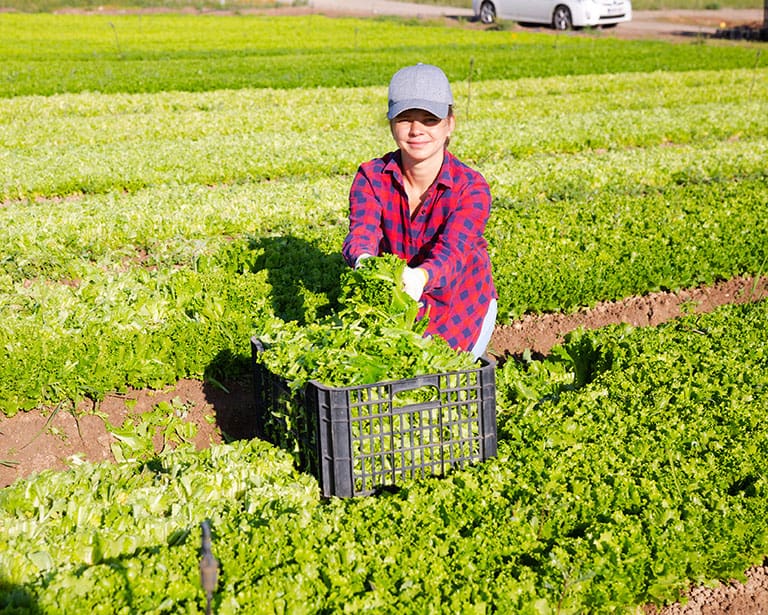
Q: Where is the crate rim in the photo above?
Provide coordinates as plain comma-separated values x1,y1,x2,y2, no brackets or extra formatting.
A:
250,335,496,394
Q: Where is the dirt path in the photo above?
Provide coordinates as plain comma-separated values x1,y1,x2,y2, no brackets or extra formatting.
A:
490,275,768,358
61,1,766,42
277,1,765,41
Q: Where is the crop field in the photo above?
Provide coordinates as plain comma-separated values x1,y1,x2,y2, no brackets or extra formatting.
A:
1,11,768,614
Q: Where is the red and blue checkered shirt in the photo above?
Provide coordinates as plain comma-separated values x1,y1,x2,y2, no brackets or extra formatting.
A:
342,150,497,353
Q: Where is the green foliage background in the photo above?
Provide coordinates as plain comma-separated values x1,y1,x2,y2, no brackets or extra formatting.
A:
0,10,767,615
1,12,765,412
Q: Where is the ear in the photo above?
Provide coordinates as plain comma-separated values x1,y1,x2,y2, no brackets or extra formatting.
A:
446,114,456,133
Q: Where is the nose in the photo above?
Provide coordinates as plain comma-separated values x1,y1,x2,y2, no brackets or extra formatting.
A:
407,120,425,134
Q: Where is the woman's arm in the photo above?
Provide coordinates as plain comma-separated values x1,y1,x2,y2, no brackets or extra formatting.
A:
342,165,385,268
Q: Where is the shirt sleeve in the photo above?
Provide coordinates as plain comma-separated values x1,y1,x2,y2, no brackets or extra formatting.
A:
420,173,492,292
341,164,385,268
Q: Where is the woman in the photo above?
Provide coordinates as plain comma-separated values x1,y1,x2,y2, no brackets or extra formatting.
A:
342,63,497,359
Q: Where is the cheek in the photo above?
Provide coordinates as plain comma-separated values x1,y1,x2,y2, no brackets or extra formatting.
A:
391,124,408,143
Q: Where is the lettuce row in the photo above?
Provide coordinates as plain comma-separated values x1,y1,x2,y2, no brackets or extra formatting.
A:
1,300,767,613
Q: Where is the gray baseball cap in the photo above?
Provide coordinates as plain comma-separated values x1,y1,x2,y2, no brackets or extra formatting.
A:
387,63,453,120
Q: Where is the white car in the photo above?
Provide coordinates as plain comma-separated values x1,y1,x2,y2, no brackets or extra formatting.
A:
473,0,632,30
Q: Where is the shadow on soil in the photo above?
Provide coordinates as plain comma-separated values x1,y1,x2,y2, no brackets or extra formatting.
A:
202,372,259,443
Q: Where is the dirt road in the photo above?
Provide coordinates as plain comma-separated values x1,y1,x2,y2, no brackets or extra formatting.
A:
280,0,764,40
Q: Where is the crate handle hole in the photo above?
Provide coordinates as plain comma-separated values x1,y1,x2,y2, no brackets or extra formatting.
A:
392,385,439,408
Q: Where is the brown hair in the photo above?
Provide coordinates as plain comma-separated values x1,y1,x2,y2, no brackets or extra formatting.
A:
445,106,454,148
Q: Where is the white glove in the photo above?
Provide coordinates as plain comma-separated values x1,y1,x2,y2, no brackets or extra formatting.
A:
354,253,374,269
401,266,428,302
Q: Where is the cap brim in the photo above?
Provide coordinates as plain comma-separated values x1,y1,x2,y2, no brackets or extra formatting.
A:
388,99,450,120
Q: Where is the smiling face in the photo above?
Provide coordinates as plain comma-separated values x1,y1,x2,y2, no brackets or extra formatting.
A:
390,108,455,168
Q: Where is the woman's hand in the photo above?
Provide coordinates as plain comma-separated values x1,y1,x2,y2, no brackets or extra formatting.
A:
402,267,428,301
354,253,374,269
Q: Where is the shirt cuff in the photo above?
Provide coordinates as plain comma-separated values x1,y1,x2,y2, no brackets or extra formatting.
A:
354,253,374,269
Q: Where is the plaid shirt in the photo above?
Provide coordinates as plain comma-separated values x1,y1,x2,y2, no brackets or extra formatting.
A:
342,150,497,353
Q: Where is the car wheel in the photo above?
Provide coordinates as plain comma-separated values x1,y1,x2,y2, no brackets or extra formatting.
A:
479,1,496,24
552,5,573,30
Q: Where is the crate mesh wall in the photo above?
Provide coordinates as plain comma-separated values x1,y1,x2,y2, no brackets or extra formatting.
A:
346,373,485,494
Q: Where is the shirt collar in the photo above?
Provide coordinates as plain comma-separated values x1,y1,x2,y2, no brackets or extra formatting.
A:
385,150,455,191
436,151,456,190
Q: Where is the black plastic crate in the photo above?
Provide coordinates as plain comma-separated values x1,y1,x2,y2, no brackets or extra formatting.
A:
251,336,497,498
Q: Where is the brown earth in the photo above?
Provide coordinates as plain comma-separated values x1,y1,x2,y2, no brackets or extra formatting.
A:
2,276,768,613
46,2,766,43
